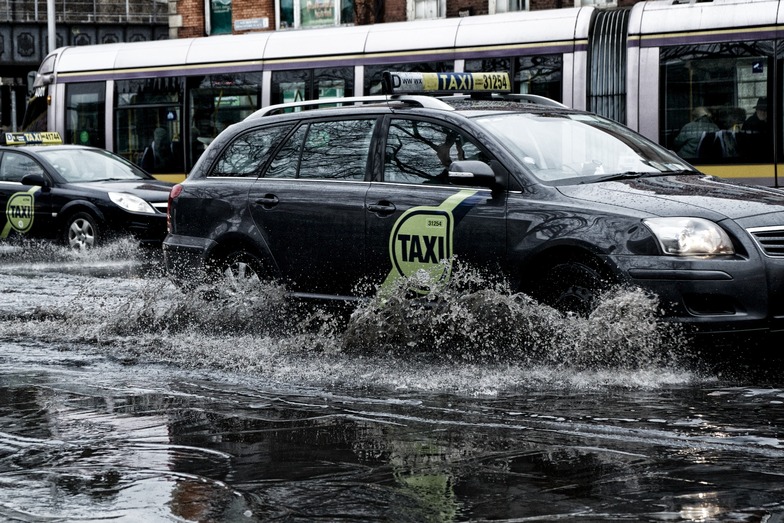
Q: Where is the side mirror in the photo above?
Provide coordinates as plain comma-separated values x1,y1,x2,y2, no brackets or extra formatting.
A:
21,173,49,188
447,160,497,188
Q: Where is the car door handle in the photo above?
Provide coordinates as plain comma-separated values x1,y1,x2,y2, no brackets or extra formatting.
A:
254,194,279,209
367,201,396,216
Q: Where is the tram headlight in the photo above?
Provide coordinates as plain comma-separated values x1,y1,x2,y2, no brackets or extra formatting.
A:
643,217,735,256
109,192,156,214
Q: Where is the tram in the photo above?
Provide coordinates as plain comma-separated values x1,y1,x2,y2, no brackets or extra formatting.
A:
21,0,784,186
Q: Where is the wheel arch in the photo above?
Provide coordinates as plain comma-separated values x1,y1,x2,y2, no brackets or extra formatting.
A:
205,232,279,278
520,243,621,293
58,200,106,228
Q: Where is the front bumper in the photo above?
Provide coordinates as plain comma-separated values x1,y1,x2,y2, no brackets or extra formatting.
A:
615,252,784,334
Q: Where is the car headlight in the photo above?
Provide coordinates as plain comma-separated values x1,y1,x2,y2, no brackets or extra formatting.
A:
643,217,735,256
108,192,156,214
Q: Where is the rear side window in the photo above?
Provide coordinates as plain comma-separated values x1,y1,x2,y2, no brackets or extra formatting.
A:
265,118,376,180
211,124,293,177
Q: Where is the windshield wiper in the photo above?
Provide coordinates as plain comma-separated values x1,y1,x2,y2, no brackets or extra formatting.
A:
579,172,649,184
579,170,697,184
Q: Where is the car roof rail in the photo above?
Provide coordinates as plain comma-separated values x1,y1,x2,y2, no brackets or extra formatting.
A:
246,94,454,119
501,93,568,108
460,92,568,108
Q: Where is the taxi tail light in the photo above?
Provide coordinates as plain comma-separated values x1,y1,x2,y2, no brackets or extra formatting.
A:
167,184,183,233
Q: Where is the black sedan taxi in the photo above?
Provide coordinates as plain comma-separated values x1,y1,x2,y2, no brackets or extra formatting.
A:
163,72,784,335
1,132,173,249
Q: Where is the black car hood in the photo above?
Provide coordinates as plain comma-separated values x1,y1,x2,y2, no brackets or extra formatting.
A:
556,174,784,221
68,179,174,202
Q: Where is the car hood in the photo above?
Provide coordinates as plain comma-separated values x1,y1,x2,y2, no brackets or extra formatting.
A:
68,179,174,202
556,174,784,221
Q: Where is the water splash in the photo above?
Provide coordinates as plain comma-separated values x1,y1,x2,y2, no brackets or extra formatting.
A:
343,264,686,370
0,246,697,392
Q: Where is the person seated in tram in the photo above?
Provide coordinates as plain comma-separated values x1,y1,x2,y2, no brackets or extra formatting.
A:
141,127,174,173
674,107,719,160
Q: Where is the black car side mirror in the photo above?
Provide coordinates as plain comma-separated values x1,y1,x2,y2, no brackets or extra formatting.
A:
21,173,49,188
448,160,497,189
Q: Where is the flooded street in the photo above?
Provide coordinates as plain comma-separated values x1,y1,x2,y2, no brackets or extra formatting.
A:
1,241,783,522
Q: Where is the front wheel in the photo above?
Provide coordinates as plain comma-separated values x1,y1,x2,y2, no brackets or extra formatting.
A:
64,212,100,250
535,259,612,317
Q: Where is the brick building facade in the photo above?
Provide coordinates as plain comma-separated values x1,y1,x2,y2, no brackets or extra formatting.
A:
173,0,638,39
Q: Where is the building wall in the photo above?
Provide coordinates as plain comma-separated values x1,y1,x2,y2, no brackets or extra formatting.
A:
173,0,639,37
177,0,207,37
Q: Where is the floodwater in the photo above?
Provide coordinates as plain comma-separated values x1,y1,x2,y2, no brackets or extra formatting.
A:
1,240,783,522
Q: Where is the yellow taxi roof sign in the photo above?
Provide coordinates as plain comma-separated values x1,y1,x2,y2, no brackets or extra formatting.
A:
382,71,512,95
2,131,63,146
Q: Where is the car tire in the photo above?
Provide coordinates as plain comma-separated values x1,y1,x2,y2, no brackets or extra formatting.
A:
64,212,100,250
536,258,611,317
215,250,268,295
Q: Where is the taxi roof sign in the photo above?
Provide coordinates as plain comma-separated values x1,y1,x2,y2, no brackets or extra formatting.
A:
1,131,63,146
382,71,512,95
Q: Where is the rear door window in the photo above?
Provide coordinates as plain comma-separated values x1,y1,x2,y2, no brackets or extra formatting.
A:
266,118,376,180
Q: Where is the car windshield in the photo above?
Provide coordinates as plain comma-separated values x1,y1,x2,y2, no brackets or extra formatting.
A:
38,148,150,183
474,112,695,183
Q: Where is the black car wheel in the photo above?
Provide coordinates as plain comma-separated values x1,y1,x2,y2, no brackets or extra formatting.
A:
218,250,267,295
537,259,612,317
64,212,100,250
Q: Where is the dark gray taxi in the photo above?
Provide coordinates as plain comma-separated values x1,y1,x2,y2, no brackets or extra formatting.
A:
164,72,784,335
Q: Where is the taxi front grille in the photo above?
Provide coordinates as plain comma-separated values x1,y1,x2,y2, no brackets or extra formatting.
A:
748,226,784,257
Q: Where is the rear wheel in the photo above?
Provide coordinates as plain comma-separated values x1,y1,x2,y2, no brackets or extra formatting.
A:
536,259,612,317
213,250,268,295
64,212,100,250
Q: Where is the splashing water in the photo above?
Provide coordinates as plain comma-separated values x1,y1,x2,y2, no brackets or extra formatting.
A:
0,243,697,392
342,264,686,369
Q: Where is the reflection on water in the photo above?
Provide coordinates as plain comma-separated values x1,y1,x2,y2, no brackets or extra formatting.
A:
0,241,783,521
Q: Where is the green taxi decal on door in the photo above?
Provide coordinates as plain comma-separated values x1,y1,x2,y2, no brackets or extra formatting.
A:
2,187,39,238
382,189,482,292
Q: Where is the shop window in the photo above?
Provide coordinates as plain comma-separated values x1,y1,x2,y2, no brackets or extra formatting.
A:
278,0,354,28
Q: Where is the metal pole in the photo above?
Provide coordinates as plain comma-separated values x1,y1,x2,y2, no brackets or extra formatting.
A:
47,0,56,53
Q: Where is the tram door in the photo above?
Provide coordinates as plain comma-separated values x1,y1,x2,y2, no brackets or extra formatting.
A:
114,78,183,180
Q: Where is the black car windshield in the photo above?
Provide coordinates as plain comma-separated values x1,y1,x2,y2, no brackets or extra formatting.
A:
474,112,695,183
38,148,150,183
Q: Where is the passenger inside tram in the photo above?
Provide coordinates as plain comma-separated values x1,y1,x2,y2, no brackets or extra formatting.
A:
739,97,772,161
674,106,719,159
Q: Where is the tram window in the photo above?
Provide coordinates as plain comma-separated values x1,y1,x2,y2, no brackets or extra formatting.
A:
65,82,105,149
115,77,183,174
270,68,354,110
465,54,562,101
189,73,262,168
364,62,454,95
22,95,48,132
661,42,775,164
